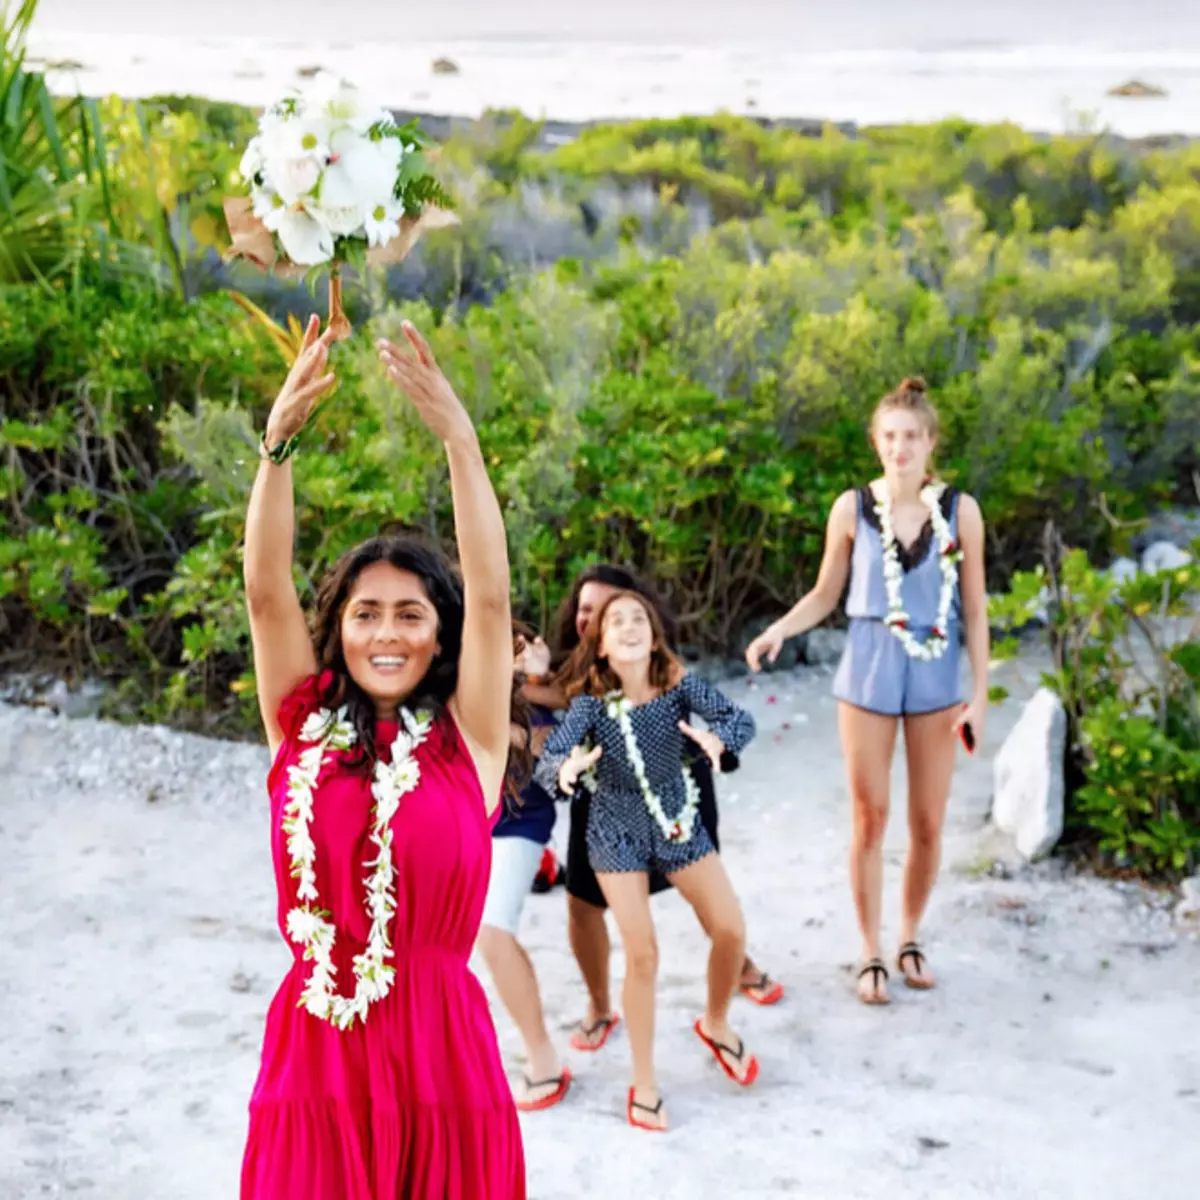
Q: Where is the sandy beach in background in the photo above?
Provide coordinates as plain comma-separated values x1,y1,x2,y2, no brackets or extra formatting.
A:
2,650,1197,1199
26,0,1200,136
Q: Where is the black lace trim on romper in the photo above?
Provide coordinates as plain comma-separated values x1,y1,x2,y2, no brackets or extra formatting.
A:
858,485,958,574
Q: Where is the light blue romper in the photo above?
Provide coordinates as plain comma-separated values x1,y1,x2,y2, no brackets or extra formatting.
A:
832,485,964,716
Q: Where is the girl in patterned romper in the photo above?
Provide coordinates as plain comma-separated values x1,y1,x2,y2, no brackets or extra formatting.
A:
746,377,991,1006
536,590,760,1131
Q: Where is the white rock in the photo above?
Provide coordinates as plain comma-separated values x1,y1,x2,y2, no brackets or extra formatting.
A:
1175,877,1200,926
1141,540,1192,575
991,688,1067,861
1106,556,1139,584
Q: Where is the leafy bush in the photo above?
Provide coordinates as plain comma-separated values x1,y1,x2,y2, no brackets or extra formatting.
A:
0,281,278,710
990,541,1200,879
4,89,1200,762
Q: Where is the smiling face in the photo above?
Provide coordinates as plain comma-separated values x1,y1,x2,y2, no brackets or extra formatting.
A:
576,580,620,642
873,406,936,483
339,562,441,717
597,594,656,670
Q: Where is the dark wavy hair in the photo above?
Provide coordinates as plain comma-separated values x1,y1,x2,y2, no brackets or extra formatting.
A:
563,589,684,700
548,563,679,669
310,535,531,796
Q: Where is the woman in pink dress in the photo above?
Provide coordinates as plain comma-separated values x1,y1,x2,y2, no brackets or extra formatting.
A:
239,316,526,1198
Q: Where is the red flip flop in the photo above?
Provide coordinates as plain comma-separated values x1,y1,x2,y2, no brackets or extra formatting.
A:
739,972,785,1006
627,1087,668,1132
693,1019,759,1087
515,1067,572,1113
569,1014,621,1053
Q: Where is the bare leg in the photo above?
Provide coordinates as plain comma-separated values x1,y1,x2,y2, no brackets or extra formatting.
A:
897,707,959,987
596,871,666,1129
476,925,563,1103
837,702,900,1003
686,888,769,996
668,852,757,1083
566,893,616,1045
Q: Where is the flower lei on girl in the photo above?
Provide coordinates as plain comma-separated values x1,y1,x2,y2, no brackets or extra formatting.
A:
603,693,702,842
281,703,432,1030
871,478,963,662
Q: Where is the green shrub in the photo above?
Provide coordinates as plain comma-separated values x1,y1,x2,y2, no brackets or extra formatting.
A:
4,102,1200,762
990,545,1200,879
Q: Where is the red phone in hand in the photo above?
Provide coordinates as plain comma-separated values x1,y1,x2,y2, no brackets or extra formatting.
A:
958,704,975,755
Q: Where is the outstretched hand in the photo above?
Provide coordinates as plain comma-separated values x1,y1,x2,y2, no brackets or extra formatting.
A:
265,315,338,446
679,720,724,771
745,625,784,673
377,322,475,445
518,635,552,679
558,743,603,796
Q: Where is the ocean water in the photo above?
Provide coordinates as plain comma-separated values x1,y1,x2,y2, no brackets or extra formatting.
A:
27,0,1200,134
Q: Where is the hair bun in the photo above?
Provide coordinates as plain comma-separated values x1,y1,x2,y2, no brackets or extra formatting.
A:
899,376,927,395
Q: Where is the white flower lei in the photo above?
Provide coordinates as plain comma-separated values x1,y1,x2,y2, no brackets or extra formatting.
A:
281,703,432,1030
604,693,702,843
871,479,963,662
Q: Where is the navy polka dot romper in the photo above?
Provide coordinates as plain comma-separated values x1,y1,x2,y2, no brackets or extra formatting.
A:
536,674,756,877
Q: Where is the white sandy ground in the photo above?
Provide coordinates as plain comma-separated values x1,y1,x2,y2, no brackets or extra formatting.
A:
1,648,1197,1200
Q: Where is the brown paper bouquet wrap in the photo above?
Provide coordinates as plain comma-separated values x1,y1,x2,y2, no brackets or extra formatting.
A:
222,198,458,340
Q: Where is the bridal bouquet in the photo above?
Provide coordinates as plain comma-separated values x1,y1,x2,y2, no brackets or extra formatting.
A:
224,75,454,336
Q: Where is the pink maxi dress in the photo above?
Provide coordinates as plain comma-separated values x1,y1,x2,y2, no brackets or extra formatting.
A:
241,676,526,1199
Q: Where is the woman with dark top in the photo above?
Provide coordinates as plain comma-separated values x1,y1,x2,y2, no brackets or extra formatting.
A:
536,590,760,1131
747,377,989,1005
475,629,572,1113
546,565,783,1054
240,317,525,1197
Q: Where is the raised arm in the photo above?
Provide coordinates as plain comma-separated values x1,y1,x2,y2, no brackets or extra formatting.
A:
378,323,512,809
244,315,337,758
746,489,857,671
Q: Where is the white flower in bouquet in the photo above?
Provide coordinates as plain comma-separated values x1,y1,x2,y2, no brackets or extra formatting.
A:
239,138,266,188
235,73,446,270
364,199,404,248
263,118,329,204
226,74,454,339
264,205,334,268
305,73,382,138
316,136,403,235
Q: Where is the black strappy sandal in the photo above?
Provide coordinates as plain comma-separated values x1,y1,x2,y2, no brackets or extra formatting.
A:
897,942,935,990
857,958,890,1005
627,1087,668,1132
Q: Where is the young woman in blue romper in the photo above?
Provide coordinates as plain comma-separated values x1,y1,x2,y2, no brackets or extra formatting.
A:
747,378,990,1005
537,590,759,1131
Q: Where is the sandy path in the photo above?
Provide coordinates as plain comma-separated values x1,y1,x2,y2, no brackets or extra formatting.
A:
1,653,1196,1199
